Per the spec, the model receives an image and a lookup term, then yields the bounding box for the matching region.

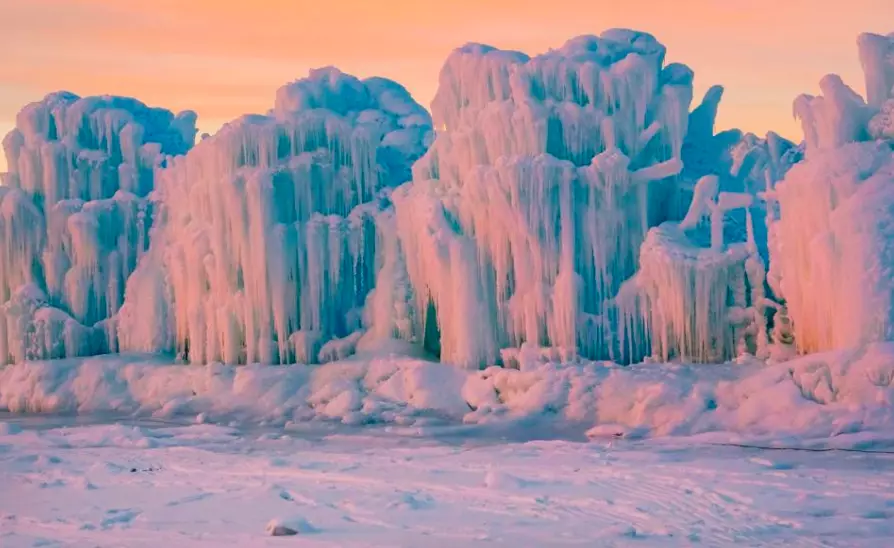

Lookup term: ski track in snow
[2,419,894,547]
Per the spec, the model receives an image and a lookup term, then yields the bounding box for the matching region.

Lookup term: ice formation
[0,93,196,364]
[116,68,432,365]
[373,31,695,369]
[3,28,894,369]
[615,82,802,363]
[769,32,894,354]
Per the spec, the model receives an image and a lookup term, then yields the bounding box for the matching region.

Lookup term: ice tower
[769,32,894,353]
[375,30,693,368]
[116,68,432,365]
[0,93,196,364]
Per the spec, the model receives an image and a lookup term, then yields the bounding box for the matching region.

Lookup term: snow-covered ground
[2,415,894,547]
[3,349,894,546]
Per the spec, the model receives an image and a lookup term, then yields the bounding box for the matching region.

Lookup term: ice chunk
[858,32,894,108]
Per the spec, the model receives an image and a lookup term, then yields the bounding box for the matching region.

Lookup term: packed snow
[2,416,894,547]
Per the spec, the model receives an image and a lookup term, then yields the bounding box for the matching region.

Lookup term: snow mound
[0,93,196,364]
[3,344,894,444]
[266,516,317,536]
[116,68,432,365]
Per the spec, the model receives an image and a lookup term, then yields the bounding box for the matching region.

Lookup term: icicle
[117,69,432,365]
[390,30,693,367]
[0,93,196,364]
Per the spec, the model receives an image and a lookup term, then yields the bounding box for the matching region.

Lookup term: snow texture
[1,93,196,364]
[4,343,894,443]
[4,417,894,547]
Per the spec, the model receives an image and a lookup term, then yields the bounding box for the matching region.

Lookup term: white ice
[116,68,432,365]
[0,93,196,364]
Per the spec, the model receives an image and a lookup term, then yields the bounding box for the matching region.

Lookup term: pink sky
[1,0,893,171]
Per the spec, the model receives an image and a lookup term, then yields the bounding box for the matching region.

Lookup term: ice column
[771,31,894,353]
[117,68,432,365]
[388,30,693,368]
[0,92,195,364]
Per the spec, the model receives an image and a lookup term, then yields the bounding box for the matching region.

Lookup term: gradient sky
[2,0,893,172]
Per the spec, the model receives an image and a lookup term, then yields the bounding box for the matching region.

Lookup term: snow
[2,24,894,547]
[3,344,894,443]
[3,411,894,546]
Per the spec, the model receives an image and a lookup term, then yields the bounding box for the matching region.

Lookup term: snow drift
[0,93,196,364]
[3,344,894,445]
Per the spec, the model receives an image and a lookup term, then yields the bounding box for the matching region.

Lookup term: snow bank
[3,345,894,443]
[0,93,196,364]
[116,68,432,365]
[612,84,800,363]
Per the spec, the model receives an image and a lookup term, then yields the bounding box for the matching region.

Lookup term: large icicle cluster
[770,32,894,354]
[0,93,196,364]
[616,85,801,363]
[377,31,693,368]
[116,68,432,365]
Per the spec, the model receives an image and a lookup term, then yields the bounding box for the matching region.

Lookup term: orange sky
[1,0,893,171]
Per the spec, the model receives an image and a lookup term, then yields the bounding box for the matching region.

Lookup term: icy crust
[117,68,433,365]
[385,30,692,369]
[0,93,196,365]
[3,345,894,444]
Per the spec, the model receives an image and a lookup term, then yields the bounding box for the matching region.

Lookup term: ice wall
[381,31,692,368]
[0,93,196,364]
[117,68,432,365]
[770,32,894,354]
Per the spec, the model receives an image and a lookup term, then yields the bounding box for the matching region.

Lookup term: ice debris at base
[1,29,894,369]
[3,344,894,444]
[0,93,196,364]
[116,68,432,365]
